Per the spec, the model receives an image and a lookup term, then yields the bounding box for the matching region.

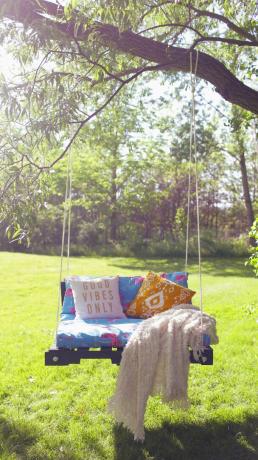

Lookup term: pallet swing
[45,51,214,367]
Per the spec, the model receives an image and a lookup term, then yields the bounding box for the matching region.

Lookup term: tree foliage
[246,218,258,275]
[0,0,257,249]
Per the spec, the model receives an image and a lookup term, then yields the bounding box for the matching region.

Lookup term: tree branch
[138,22,203,37]
[1,0,258,114]
[74,39,124,82]
[188,3,256,42]
[48,63,166,169]
[138,22,258,48]
[190,36,258,50]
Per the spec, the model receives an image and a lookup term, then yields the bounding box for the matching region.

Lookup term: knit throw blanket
[108,304,218,441]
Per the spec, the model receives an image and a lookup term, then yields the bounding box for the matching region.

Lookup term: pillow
[70,276,126,320]
[162,272,188,288]
[126,271,195,319]
[119,276,145,311]
[119,272,188,311]
[62,283,75,315]
[62,276,95,314]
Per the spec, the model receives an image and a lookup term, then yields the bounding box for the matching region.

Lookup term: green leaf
[12,228,22,239]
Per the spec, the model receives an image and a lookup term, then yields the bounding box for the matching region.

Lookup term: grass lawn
[0,251,257,460]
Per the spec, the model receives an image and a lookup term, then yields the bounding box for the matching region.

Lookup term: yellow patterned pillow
[126,271,195,318]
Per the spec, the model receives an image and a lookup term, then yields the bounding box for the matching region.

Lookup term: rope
[185,86,193,270]
[54,148,73,344]
[66,148,73,276]
[185,50,204,332]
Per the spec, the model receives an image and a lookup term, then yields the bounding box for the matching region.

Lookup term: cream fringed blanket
[108,305,218,441]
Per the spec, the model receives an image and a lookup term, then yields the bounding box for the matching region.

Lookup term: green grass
[0,251,257,460]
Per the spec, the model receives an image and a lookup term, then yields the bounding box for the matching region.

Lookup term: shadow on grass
[110,258,254,278]
[0,416,39,459]
[113,416,258,460]
[0,414,257,460]
[0,414,108,460]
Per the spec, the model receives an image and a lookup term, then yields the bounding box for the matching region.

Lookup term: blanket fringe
[108,305,218,441]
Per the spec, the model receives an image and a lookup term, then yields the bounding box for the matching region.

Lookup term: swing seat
[45,282,213,366]
[45,314,213,366]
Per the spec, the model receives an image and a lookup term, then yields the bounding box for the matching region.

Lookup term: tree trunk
[239,151,255,229]
[110,155,118,241]
[2,0,258,115]
[230,105,255,244]
[144,218,152,239]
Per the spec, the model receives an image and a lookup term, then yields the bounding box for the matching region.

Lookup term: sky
[0,48,16,77]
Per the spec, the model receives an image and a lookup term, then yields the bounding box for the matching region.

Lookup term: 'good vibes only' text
[81,280,114,314]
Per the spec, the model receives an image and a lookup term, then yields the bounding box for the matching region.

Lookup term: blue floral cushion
[62,281,75,315]
[56,315,209,349]
[118,276,145,311]
[162,272,188,287]
[57,315,142,349]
